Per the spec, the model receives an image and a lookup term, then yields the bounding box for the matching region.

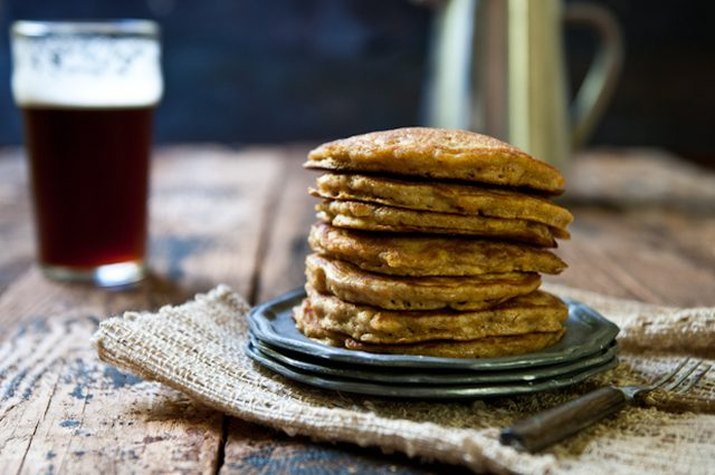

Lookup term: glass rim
[11,19,159,38]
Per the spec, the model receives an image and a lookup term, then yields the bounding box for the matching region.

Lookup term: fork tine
[649,358,690,390]
[662,360,702,392]
[671,364,711,394]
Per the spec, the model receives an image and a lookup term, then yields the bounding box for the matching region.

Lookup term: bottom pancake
[342,331,565,358]
[294,298,565,358]
[295,287,567,345]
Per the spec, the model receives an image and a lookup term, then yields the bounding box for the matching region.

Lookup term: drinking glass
[11,20,163,286]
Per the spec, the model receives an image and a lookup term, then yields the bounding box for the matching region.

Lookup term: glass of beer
[11,20,162,286]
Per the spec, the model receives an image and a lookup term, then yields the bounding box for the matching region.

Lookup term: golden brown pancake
[297,286,567,344]
[305,253,540,311]
[311,172,573,230]
[304,127,565,194]
[294,297,565,358]
[341,331,565,358]
[308,223,567,276]
[317,199,563,247]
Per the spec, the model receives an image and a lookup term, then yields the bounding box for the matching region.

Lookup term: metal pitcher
[425,0,624,170]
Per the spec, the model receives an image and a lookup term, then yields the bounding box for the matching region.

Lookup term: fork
[500,358,711,453]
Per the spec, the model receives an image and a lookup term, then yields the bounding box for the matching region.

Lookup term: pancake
[317,199,563,247]
[308,223,567,276]
[305,253,541,311]
[294,297,565,358]
[304,127,565,194]
[297,286,568,344]
[311,172,573,230]
[342,331,565,358]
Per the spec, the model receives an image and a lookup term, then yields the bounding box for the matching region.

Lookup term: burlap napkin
[92,284,715,474]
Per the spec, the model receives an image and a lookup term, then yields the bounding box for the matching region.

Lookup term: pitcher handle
[564,3,624,148]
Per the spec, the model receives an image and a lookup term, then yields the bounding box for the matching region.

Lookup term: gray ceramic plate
[248,288,620,371]
[249,335,618,385]
[246,340,619,399]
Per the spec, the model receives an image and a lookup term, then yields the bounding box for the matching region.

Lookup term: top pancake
[305,127,565,194]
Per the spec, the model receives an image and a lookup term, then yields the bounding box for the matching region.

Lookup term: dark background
[1,0,713,166]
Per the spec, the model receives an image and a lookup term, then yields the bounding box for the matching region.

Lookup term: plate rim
[245,339,619,399]
[250,335,619,384]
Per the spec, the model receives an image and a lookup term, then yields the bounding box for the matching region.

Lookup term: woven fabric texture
[92,284,715,474]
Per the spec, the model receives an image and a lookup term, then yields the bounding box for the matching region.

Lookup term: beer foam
[12,36,162,108]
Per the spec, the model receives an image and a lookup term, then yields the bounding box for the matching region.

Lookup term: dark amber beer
[22,106,153,268]
[11,20,162,285]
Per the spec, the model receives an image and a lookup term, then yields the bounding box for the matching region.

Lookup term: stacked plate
[246,288,619,399]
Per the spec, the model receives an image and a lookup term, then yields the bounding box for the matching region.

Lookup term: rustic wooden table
[1,145,714,474]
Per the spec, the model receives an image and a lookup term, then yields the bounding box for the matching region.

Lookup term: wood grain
[253,145,316,302]
[0,149,34,293]
[0,312,222,474]
[220,409,471,475]
[546,207,715,306]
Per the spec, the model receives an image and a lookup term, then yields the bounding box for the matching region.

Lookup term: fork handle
[500,387,628,452]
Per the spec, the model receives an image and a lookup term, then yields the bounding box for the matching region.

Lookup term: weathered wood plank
[0,150,34,294]
[0,315,222,475]
[545,207,715,306]
[554,148,715,306]
[253,146,316,302]
[221,419,471,475]
[149,145,284,298]
[0,145,284,474]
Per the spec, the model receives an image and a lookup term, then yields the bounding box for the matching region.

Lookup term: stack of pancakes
[295,127,573,358]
